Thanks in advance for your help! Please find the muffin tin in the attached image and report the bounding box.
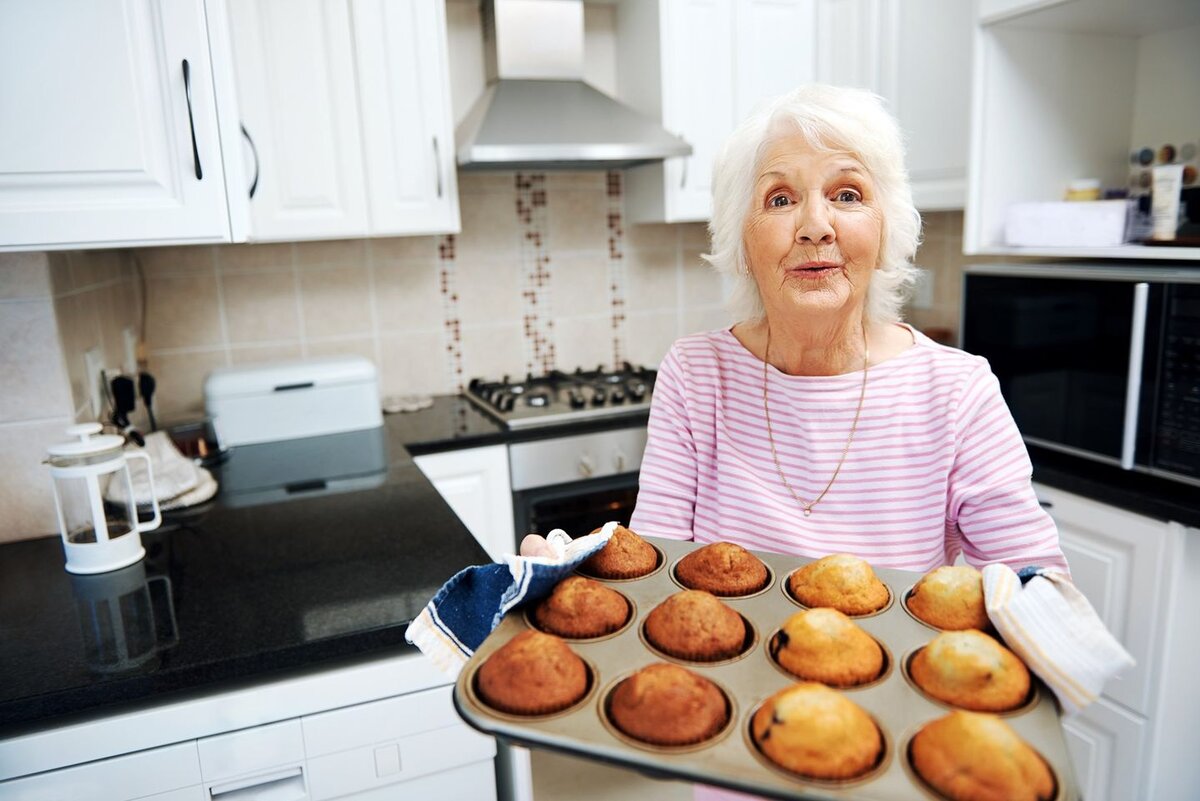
[454,538,1078,800]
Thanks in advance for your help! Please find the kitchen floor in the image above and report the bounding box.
[532,750,692,800]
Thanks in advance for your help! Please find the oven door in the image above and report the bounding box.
[513,472,640,539]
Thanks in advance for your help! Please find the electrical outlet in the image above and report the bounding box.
[83,347,105,419]
[913,269,935,310]
[122,327,138,375]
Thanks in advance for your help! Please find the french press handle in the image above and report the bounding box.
[124,450,163,533]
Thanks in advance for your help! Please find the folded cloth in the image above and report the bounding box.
[405,522,615,678]
[983,563,1135,715]
[105,431,203,508]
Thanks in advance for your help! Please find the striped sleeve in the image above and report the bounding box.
[629,345,698,541]
[947,362,1070,574]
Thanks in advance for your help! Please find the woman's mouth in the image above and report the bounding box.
[786,262,841,279]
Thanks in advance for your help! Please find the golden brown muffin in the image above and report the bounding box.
[771,608,885,687]
[607,663,729,746]
[910,711,1055,801]
[476,630,589,715]
[751,683,883,780]
[675,541,769,596]
[643,590,747,661]
[908,565,989,631]
[533,576,630,638]
[788,554,890,615]
[910,630,1031,712]
[579,524,658,579]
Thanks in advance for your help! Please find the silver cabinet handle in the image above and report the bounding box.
[240,124,259,199]
[1121,282,1149,469]
[181,59,202,180]
[433,136,443,198]
[680,156,688,189]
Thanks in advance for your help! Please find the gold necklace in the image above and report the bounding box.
[762,323,869,517]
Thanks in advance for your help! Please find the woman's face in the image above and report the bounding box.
[743,134,883,326]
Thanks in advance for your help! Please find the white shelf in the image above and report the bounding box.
[980,0,1200,35]
[972,244,1200,261]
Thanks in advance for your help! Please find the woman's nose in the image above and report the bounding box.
[794,198,835,244]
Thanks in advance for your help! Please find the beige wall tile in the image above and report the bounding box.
[625,223,678,252]
[374,261,443,333]
[681,260,724,307]
[146,349,228,420]
[216,242,294,273]
[231,344,304,364]
[47,252,72,296]
[682,306,733,337]
[460,322,526,380]
[545,172,605,191]
[370,236,438,262]
[456,189,520,260]
[625,249,679,312]
[96,281,139,372]
[546,188,608,252]
[554,315,613,371]
[0,299,73,423]
[136,245,213,277]
[624,311,678,369]
[52,291,100,412]
[294,238,366,267]
[222,271,300,343]
[0,252,51,299]
[68,249,125,288]
[457,172,515,194]
[299,266,372,339]
[456,257,522,325]
[551,253,610,317]
[145,273,223,349]
[304,337,377,366]
[680,222,711,251]
[379,331,452,396]
[0,417,77,542]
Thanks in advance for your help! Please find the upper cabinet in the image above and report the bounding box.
[965,0,1200,259]
[0,0,233,251]
[616,0,973,224]
[229,0,459,241]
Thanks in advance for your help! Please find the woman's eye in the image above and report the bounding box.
[834,189,861,203]
[768,194,791,208]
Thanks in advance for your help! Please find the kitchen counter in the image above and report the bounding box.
[0,412,493,737]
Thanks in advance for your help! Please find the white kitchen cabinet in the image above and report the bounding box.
[413,445,515,562]
[0,740,203,801]
[227,0,459,242]
[0,0,234,251]
[965,0,1200,259]
[1034,483,1200,801]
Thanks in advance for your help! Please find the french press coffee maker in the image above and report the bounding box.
[46,423,162,574]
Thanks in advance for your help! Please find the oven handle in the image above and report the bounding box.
[1121,283,1149,470]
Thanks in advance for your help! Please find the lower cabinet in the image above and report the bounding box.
[413,445,515,562]
[0,741,204,801]
[1061,695,1146,801]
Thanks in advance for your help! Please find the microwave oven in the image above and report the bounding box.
[961,264,1200,488]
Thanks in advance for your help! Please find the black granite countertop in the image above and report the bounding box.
[0,412,494,734]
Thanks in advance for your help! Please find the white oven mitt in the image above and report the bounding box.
[982,563,1135,715]
[405,523,614,678]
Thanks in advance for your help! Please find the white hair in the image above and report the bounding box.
[703,84,923,324]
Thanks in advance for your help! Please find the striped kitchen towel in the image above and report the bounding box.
[404,522,615,678]
[983,563,1135,715]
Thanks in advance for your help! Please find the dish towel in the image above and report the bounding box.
[405,522,616,678]
[983,563,1135,715]
[104,431,219,511]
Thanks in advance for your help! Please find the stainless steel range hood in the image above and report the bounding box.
[456,0,691,171]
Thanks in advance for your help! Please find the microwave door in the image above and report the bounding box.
[1142,283,1200,482]
[962,275,1146,467]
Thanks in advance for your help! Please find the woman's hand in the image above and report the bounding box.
[520,534,558,558]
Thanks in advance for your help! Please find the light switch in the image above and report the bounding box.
[374,743,401,778]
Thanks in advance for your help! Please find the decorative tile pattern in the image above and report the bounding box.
[516,173,555,375]
[606,171,627,369]
[437,234,464,391]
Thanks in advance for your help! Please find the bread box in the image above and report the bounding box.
[204,357,383,447]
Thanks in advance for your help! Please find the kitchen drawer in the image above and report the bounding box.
[0,741,201,801]
[301,685,461,757]
[197,719,305,784]
[309,759,495,801]
[305,722,495,801]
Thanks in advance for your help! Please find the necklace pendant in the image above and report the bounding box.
[803,507,812,517]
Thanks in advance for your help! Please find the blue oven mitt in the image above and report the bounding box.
[405,522,616,678]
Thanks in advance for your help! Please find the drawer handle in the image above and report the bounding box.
[210,766,305,800]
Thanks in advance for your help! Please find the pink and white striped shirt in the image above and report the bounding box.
[630,326,1068,574]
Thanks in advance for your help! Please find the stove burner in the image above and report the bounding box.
[464,362,657,429]
[525,391,551,408]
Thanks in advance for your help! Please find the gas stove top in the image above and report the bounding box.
[465,363,656,429]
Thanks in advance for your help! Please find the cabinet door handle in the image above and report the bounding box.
[1121,283,1149,470]
[181,59,203,180]
[433,136,443,198]
[210,766,305,800]
[679,156,688,189]
[241,123,260,199]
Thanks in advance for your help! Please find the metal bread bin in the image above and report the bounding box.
[454,537,1077,801]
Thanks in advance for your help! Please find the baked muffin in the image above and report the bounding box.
[607,663,729,746]
[910,630,1031,712]
[751,683,883,780]
[579,524,658,579]
[907,565,989,631]
[910,711,1055,801]
[533,576,630,638]
[788,554,890,615]
[644,590,747,661]
[771,608,885,687]
[475,630,589,715]
[675,541,769,596]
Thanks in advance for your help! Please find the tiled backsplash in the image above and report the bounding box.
[0,174,969,543]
